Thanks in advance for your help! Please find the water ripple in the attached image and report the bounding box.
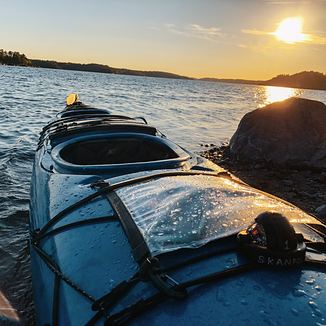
[0,65,325,325]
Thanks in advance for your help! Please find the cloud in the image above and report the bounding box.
[188,24,223,38]
[308,34,326,45]
[264,0,310,4]
[237,44,248,48]
[241,29,270,36]
[242,28,326,45]
[164,23,223,42]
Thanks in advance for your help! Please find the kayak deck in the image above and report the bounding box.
[29,100,326,325]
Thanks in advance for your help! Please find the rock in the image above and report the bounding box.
[283,179,294,186]
[315,204,326,218]
[230,97,326,169]
[287,191,297,198]
[319,172,326,183]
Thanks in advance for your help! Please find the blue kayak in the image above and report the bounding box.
[30,94,326,326]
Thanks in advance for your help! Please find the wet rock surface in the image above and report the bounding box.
[316,204,326,219]
[201,144,326,221]
[229,97,326,170]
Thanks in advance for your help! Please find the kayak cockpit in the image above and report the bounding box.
[50,133,190,174]
[60,136,179,165]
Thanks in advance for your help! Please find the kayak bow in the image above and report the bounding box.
[30,94,326,326]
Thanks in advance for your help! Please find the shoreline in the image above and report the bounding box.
[201,144,326,220]
[1,63,326,91]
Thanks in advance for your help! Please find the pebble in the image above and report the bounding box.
[201,144,326,217]
[319,172,326,183]
[315,205,326,219]
[283,179,294,186]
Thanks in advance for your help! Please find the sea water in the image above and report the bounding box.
[0,65,325,324]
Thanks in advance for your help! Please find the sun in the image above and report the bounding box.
[274,17,308,44]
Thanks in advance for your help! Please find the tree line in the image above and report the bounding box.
[0,49,31,66]
[0,49,189,80]
[1,49,325,90]
[201,71,326,91]
[266,71,326,90]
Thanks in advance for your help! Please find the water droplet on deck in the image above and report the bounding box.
[306,279,316,285]
[293,289,306,297]
[308,301,319,311]
[291,308,299,316]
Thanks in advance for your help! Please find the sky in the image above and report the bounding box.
[0,0,325,79]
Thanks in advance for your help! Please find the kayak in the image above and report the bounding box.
[30,94,326,326]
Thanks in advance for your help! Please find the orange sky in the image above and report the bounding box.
[0,0,325,79]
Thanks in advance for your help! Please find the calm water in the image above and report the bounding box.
[0,65,325,324]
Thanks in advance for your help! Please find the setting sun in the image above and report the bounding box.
[274,17,308,44]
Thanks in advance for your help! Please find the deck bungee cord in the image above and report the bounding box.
[30,95,326,326]
[30,171,326,326]
[37,116,153,150]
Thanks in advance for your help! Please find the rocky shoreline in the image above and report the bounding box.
[201,144,326,221]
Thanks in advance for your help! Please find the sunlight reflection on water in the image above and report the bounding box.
[257,85,303,107]
[0,291,20,322]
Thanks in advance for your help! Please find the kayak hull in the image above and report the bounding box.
[30,104,326,325]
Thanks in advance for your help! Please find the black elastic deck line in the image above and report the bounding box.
[35,170,225,240]
[31,243,97,303]
[32,242,109,323]
[40,124,158,149]
[38,119,153,149]
[161,239,239,273]
[40,112,140,135]
[37,215,118,241]
[86,274,140,326]
[104,263,257,326]
[42,114,137,133]
[45,118,147,136]
[306,223,326,241]
[178,262,256,289]
[305,259,326,268]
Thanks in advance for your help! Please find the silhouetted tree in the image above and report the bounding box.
[0,49,31,66]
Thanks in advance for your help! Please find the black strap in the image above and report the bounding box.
[106,191,150,262]
[85,275,140,326]
[139,257,187,299]
[92,276,139,312]
[102,248,326,326]
[52,274,61,326]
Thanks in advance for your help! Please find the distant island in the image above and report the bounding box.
[30,59,190,80]
[1,49,325,90]
[0,49,190,80]
[200,71,326,91]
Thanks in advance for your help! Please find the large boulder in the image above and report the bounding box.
[230,97,326,169]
